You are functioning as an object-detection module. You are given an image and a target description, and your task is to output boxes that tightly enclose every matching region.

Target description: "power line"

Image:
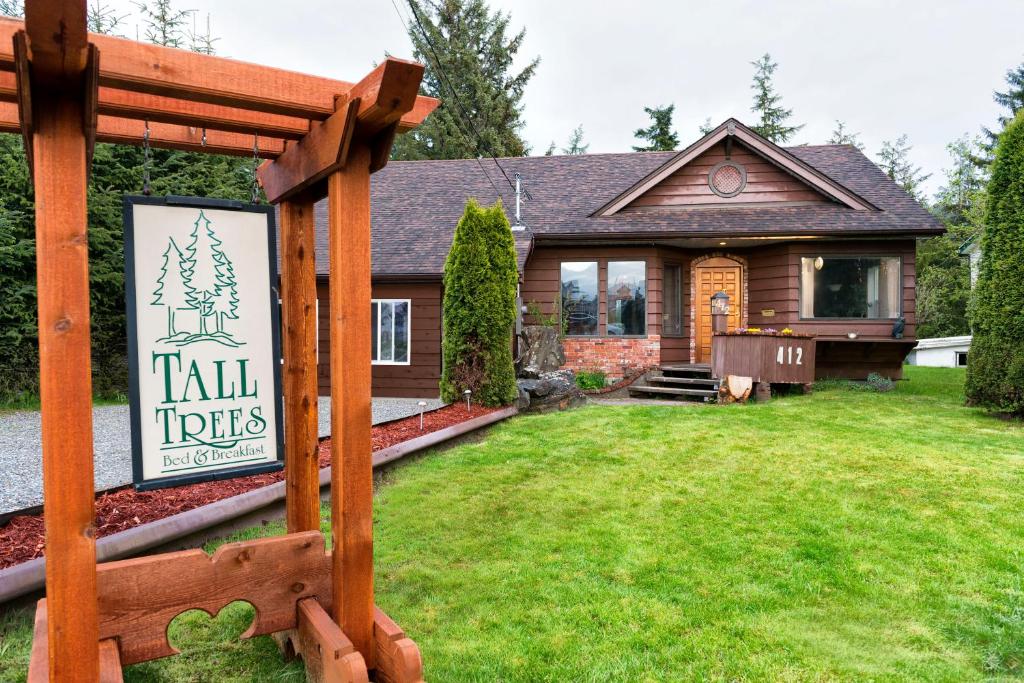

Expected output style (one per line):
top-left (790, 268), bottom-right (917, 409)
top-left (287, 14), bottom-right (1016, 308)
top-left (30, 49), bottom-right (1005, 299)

top-left (389, 0), bottom-right (503, 201)
top-left (396, 0), bottom-right (532, 202)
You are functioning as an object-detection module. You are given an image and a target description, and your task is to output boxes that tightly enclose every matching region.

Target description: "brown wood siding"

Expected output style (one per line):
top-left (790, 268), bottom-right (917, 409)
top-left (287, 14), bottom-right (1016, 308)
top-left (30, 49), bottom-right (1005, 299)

top-left (521, 246), bottom-right (663, 337)
top-left (630, 141), bottom-right (832, 208)
top-left (745, 239), bottom-right (917, 340)
top-left (316, 281), bottom-right (442, 398)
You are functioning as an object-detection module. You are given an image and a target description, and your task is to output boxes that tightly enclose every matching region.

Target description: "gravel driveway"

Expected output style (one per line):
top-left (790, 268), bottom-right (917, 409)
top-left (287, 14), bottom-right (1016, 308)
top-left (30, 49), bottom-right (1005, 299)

top-left (0, 396), bottom-right (444, 514)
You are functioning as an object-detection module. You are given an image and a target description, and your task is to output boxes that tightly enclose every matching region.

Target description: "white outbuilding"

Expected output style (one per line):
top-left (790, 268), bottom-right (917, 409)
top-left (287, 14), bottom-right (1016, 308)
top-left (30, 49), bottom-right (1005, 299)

top-left (906, 336), bottom-right (972, 368)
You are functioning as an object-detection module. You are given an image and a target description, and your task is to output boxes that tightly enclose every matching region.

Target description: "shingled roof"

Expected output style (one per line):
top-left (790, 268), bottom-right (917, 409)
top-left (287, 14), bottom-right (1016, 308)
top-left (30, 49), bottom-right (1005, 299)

top-left (310, 138), bottom-right (943, 279)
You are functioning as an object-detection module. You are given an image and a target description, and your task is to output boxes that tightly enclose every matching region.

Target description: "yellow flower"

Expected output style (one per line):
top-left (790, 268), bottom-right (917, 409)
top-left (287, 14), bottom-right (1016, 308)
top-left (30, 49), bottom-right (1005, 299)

top-left (747, 327), bottom-right (762, 334)
top-left (781, 328), bottom-right (793, 335)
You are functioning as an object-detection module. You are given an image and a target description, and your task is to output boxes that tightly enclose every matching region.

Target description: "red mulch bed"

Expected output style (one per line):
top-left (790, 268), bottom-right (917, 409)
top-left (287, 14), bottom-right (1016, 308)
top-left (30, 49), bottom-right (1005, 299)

top-left (0, 402), bottom-right (499, 570)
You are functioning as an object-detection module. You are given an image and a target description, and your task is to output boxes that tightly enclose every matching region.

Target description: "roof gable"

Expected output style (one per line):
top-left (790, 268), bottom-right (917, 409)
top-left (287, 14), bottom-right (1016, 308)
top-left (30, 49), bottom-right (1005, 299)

top-left (594, 119), bottom-right (877, 216)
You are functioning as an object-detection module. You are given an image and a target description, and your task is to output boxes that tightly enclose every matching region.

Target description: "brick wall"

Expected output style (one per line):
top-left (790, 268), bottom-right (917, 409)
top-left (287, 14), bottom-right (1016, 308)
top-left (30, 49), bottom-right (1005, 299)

top-left (561, 335), bottom-right (661, 380)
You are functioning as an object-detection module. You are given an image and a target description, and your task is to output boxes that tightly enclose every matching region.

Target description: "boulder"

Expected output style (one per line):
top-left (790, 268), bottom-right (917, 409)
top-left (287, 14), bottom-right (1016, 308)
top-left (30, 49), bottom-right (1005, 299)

top-left (516, 325), bottom-right (566, 379)
top-left (517, 370), bottom-right (585, 412)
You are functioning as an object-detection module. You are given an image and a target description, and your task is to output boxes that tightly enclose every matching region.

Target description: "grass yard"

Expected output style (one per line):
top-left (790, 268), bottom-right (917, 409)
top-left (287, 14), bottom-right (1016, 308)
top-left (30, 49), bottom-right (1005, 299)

top-left (2, 367), bottom-right (1023, 681)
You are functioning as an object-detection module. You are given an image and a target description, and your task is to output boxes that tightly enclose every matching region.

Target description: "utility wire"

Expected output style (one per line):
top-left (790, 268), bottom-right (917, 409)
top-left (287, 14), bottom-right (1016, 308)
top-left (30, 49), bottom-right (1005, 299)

top-left (390, 0), bottom-right (503, 200)
top-left (396, 0), bottom-right (533, 202)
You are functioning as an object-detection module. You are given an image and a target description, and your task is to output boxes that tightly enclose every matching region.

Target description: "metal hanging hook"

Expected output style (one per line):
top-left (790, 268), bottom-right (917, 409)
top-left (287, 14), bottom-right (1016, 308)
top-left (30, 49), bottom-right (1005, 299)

top-left (201, 127), bottom-right (207, 147)
top-left (250, 133), bottom-right (260, 204)
top-left (142, 120), bottom-right (152, 196)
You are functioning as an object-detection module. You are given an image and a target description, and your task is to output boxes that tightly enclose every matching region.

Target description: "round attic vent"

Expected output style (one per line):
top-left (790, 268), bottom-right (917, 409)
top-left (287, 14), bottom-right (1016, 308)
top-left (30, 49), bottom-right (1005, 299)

top-left (708, 161), bottom-right (746, 198)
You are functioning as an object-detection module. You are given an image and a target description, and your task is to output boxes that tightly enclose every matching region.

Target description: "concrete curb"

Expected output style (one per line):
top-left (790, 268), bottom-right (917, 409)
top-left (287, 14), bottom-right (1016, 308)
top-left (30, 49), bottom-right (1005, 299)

top-left (0, 405), bottom-right (517, 605)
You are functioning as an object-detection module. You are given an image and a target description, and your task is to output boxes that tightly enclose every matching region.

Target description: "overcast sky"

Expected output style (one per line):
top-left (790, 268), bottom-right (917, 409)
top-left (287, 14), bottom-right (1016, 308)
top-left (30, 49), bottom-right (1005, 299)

top-left (106, 0), bottom-right (1024, 197)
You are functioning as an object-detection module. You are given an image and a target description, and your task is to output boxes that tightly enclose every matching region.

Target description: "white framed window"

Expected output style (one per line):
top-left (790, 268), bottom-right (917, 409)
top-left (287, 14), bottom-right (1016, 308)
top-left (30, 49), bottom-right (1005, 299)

top-left (372, 299), bottom-right (411, 365)
top-left (956, 351), bottom-right (968, 367)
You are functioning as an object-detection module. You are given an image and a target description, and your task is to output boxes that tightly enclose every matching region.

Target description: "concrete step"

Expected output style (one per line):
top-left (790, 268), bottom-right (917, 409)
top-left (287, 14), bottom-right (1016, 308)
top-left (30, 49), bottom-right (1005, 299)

top-left (628, 385), bottom-right (718, 399)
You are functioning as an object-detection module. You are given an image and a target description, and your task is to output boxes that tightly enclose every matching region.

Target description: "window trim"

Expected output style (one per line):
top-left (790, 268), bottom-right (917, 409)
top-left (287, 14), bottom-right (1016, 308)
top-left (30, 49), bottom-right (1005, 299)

top-left (662, 261), bottom-right (684, 338)
top-left (560, 260), bottom-right (601, 337)
top-left (371, 298), bottom-right (412, 366)
top-left (606, 259), bottom-right (648, 337)
top-left (798, 255), bottom-right (904, 321)
top-left (956, 351), bottom-right (968, 367)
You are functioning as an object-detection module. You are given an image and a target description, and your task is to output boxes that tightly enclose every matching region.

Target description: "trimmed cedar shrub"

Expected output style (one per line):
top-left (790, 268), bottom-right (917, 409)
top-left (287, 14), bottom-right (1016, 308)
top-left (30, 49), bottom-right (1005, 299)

top-left (440, 199), bottom-right (519, 406)
top-left (966, 111), bottom-right (1024, 416)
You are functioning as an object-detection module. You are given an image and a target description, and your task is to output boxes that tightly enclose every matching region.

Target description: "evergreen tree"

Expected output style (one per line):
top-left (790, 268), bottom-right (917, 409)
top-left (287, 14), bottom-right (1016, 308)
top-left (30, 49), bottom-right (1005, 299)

top-left (392, 0), bottom-right (539, 160)
top-left (543, 141), bottom-right (556, 156)
top-left (980, 60), bottom-right (1024, 163)
top-left (915, 135), bottom-right (987, 338)
top-left (134, 0), bottom-right (192, 48)
top-left (749, 53), bottom-right (803, 143)
top-left (698, 117), bottom-right (714, 136)
top-left (965, 111), bottom-right (1024, 415)
top-left (933, 135), bottom-right (987, 226)
top-left (562, 124), bottom-right (588, 155)
top-left (151, 237), bottom-right (193, 337)
top-left (440, 199), bottom-right (518, 406)
top-left (828, 120), bottom-right (864, 150)
top-left (632, 104), bottom-right (679, 152)
top-left (88, 1), bottom-right (127, 35)
top-left (876, 134), bottom-right (931, 201)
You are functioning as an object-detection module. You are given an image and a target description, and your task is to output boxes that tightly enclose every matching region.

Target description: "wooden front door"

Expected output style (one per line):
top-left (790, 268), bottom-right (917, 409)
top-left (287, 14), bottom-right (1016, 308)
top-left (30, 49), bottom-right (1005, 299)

top-left (695, 257), bottom-right (743, 364)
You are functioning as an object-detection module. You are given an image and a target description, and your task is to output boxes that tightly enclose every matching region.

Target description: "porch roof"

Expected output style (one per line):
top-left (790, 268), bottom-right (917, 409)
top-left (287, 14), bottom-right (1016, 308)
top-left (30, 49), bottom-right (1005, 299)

top-left (309, 140), bottom-right (944, 278)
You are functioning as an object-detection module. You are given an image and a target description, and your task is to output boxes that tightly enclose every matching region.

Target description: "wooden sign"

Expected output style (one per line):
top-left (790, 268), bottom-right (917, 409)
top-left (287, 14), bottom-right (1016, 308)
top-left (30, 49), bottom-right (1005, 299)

top-left (761, 308), bottom-right (775, 317)
top-left (711, 333), bottom-right (816, 385)
top-left (124, 196), bottom-right (284, 490)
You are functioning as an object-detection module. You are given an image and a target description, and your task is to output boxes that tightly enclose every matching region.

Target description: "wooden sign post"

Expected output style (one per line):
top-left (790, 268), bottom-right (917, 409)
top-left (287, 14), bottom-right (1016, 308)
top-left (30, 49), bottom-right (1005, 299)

top-left (7, 3), bottom-right (438, 681)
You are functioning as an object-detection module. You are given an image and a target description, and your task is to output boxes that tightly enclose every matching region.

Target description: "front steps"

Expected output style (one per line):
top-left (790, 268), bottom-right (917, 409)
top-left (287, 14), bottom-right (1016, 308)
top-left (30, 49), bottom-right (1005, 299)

top-left (628, 364), bottom-right (719, 402)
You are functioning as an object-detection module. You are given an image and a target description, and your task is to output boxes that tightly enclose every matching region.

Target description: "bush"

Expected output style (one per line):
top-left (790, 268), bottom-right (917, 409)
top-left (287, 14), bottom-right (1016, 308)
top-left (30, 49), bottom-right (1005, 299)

top-left (966, 112), bottom-right (1024, 416)
top-left (865, 372), bottom-right (895, 393)
top-left (575, 370), bottom-right (607, 391)
top-left (439, 199), bottom-right (519, 406)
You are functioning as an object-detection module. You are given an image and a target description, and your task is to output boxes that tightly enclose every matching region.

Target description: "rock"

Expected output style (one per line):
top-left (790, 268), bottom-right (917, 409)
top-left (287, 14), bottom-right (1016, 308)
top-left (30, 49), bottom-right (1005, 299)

top-left (516, 370), bottom-right (585, 412)
top-left (516, 386), bottom-right (531, 410)
top-left (516, 325), bottom-right (566, 379)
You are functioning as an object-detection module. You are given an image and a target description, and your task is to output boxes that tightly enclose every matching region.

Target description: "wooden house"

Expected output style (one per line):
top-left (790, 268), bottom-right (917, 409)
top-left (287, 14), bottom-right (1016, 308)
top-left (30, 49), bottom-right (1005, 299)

top-left (310, 119), bottom-right (944, 397)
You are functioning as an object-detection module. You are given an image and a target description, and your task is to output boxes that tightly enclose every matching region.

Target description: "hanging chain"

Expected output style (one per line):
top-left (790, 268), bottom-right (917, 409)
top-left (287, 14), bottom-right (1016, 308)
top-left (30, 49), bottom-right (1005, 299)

top-left (201, 127), bottom-right (207, 148)
top-left (142, 121), bottom-right (152, 196)
top-left (250, 134), bottom-right (260, 204)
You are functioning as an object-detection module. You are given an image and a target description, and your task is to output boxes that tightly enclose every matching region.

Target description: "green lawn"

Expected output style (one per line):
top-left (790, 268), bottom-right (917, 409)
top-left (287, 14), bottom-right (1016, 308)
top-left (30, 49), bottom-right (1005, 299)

top-left (3, 367), bottom-right (1023, 681)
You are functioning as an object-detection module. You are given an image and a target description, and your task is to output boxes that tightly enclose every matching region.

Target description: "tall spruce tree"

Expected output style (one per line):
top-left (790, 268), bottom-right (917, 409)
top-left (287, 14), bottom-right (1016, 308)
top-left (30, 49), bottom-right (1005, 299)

top-left (876, 135), bottom-right (931, 201)
top-left (632, 105), bottom-right (679, 152)
top-left (440, 200), bottom-right (518, 406)
top-left (979, 60), bottom-right (1024, 164)
top-left (966, 111), bottom-right (1024, 415)
top-left (562, 125), bottom-right (589, 155)
top-left (828, 120), bottom-right (864, 150)
top-left (915, 135), bottom-right (987, 338)
top-left (392, 0), bottom-right (539, 160)
top-left (749, 53), bottom-right (803, 143)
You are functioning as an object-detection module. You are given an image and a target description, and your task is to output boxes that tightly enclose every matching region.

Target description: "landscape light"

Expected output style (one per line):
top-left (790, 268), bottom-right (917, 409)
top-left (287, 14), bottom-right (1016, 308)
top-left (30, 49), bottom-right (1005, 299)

top-left (464, 389), bottom-right (472, 411)
top-left (417, 400), bottom-right (427, 430)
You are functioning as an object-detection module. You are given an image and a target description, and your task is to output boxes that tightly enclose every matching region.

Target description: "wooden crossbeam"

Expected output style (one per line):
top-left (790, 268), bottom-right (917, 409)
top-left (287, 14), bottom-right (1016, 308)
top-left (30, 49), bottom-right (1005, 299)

top-left (0, 17), bottom-right (436, 129)
top-left (0, 71), bottom-right (311, 139)
top-left (259, 59), bottom-right (424, 202)
top-left (0, 102), bottom-right (287, 157)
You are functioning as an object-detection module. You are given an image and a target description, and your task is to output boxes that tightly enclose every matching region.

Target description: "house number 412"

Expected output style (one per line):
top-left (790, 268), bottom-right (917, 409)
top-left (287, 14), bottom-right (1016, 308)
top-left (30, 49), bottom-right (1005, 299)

top-left (777, 345), bottom-right (803, 365)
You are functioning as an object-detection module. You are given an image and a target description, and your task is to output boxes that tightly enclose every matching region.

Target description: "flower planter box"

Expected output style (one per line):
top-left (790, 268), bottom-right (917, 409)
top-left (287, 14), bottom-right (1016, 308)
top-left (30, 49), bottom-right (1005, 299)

top-left (711, 333), bottom-right (816, 384)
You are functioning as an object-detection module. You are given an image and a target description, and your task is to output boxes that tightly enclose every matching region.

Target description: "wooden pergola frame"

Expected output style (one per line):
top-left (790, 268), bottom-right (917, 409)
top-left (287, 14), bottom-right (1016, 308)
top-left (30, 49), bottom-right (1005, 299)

top-left (6, 4), bottom-right (438, 681)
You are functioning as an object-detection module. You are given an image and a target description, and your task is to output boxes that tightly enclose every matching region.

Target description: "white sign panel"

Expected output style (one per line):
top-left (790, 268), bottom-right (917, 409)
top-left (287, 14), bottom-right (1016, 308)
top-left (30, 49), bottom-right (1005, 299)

top-left (125, 197), bottom-right (283, 489)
